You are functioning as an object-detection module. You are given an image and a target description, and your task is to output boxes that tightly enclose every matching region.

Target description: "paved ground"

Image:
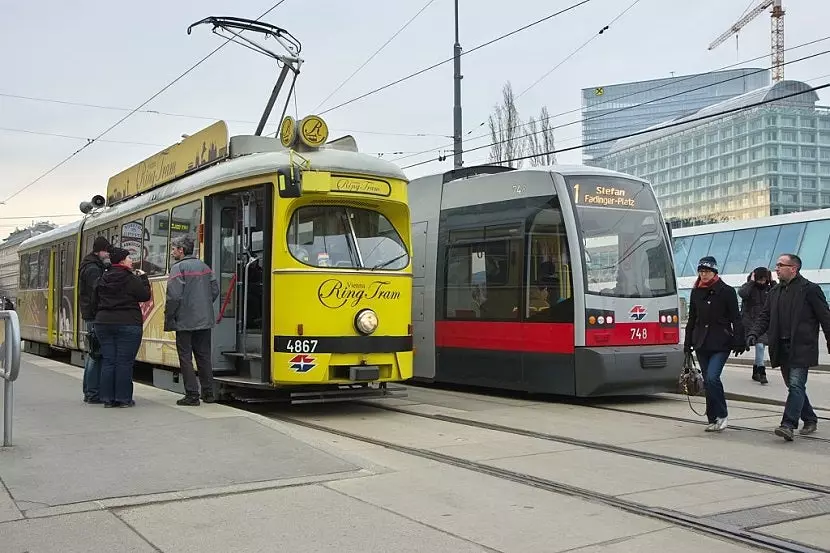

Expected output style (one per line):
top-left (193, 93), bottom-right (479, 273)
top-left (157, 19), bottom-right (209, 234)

top-left (2, 353), bottom-right (829, 552)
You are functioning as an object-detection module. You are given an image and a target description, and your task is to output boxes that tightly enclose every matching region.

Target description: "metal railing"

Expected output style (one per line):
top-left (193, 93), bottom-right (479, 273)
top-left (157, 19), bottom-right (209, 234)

top-left (0, 310), bottom-right (21, 446)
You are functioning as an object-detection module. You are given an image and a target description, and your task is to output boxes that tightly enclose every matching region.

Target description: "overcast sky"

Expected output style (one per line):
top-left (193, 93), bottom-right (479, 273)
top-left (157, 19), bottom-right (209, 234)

top-left (1, 0), bottom-right (827, 233)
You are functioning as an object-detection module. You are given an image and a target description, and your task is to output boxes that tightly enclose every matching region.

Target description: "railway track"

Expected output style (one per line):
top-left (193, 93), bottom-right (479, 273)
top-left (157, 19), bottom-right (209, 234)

top-left (268, 407), bottom-right (829, 553)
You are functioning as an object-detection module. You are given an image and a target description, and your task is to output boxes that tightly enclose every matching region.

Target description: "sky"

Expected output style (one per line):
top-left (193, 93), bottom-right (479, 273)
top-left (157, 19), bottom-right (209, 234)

top-left (1, 0), bottom-right (828, 235)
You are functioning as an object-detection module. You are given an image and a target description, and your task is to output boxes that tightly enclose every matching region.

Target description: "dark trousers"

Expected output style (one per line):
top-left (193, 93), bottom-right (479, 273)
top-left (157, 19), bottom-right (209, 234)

top-left (96, 324), bottom-right (142, 404)
top-left (696, 350), bottom-right (729, 423)
top-left (176, 329), bottom-right (214, 398)
top-left (82, 320), bottom-right (101, 400)
top-left (779, 342), bottom-right (818, 429)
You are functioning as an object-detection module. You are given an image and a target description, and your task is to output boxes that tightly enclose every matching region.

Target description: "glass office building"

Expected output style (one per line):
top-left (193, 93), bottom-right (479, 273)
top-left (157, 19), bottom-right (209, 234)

top-left (582, 68), bottom-right (770, 163)
top-left (595, 80), bottom-right (830, 227)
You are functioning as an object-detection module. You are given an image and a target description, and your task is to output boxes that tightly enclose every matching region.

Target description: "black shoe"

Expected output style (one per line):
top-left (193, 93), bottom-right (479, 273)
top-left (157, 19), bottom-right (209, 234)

top-left (117, 400), bottom-right (136, 408)
top-left (177, 396), bottom-right (200, 406)
top-left (775, 426), bottom-right (794, 441)
top-left (751, 366), bottom-right (761, 382)
top-left (800, 423), bottom-right (818, 435)
top-left (103, 401), bottom-right (118, 408)
top-left (758, 369), bottom-right (768, 385)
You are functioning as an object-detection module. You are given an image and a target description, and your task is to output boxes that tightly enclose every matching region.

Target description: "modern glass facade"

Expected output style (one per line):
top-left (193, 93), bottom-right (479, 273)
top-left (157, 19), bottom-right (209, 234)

top-left (582, 68), bottom-right (770, 162)
top-left (595, 80), bottom-right (830, 227)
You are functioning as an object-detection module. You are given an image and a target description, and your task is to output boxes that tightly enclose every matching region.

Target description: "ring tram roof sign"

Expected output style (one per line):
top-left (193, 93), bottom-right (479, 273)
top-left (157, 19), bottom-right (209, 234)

top-left (105, 114), bottom-right (332, 207)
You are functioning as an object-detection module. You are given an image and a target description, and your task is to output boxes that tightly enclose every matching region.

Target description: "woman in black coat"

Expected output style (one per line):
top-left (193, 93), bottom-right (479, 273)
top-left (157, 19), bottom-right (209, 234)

top-left (92, 247), bottom-right (151, 408)
top-left (739, 266), bottom-right (774, 384)
top-left (684, 256), bottom-right (747, 432)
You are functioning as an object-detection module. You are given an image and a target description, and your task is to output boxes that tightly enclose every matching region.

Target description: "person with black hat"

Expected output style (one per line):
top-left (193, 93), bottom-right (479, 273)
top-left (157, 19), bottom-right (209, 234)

top-left (684, 256), bottom-right (747, 432)
top-left (92, 247), bottom-right (151, 408)
top-left (79, 236), bottom-right (111, 403)
top-left (739, 266), bottom-right (775, 384)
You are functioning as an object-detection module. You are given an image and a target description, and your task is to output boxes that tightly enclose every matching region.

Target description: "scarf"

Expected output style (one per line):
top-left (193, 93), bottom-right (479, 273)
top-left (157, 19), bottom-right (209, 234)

top-left (694, 274), bottom-right (720, 289)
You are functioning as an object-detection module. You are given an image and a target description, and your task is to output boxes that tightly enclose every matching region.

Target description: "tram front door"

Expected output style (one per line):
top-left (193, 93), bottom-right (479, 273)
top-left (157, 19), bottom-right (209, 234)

top-left (207, 186), bottom-right (270, 382)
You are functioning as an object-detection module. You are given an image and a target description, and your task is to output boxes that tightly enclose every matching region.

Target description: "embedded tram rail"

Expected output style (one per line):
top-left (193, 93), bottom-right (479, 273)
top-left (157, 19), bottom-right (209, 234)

top-left (266, 404), bottom-right (830, 553)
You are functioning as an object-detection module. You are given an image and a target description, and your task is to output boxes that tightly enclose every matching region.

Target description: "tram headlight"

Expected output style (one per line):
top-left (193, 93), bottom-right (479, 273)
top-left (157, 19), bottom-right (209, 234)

top-left (354, 309), bottom-right (379, 335)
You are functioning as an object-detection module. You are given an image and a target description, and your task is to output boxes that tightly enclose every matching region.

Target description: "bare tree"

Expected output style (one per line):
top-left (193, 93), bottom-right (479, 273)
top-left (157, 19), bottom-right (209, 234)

top-left (488, 82), bottom-right (524, 167)
top-left (524, 107), bottom-right (558, 166)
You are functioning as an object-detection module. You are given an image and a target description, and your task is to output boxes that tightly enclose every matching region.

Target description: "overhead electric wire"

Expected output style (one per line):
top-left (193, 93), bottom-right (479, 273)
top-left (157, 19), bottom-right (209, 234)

top-left (0, 0), bottom-right (290, 205)
top-left (311, 0), bottom-right (438, 113)
top-left (403, 81), bottom-right (830, 169)
top-left (393, 35), bottom-right (830, 164)
top-left (0, 127), bottom-right (166, 147)
top-left (316, 0), bottom-right (595, 115)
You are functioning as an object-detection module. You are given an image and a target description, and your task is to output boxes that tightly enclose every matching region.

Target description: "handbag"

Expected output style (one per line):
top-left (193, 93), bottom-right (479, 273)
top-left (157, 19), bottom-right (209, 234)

top-left (678, 351), bottom-right (706, 416)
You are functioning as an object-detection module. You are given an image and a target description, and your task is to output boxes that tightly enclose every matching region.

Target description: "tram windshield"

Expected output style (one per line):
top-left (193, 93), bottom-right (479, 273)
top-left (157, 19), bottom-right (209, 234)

top-left (287, 205), bottom-right (409, 270)
top-left (564, 176), bottom-right (676, 298)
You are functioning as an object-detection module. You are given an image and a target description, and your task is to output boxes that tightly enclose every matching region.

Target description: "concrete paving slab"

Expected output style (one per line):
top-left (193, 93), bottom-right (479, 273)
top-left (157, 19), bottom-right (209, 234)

top-left (723, 365), bottom-right (830, 413)
top-left (619, 478), bottom-right (817, 516)
top-left (756, 513), bottom-right (830, 550)
top-left (397, 384), bottom-right (544, 409)
top-left (287, 405), bottom-right (520, 450)
top-left (594, 395), bottom-right (782, 421)
top-left (566, 527), bottom-right (758, 552)
top-left (631, 436), bottom-right (830, 487)
top-left (0, 414), bottom-right (356, 507)
top-left (327, 463), bottom-right (669, 553)
top-left (0, 479), bottom-right (23, 522)
top-left (118, 484), bottom-right (490, 553)
top-left (0, 510), bottom-right (156, 552)
top-left (430, 436), bottom-right (580, 461)
top-left (457, 404), bottom-right (704, 445)
top-left (485, 448), bottom-right (728, 496)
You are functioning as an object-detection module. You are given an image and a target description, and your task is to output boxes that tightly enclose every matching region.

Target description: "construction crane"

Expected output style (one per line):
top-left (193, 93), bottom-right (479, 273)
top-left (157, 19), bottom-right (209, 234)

top-left (708, 0), bottom-right (785, 82)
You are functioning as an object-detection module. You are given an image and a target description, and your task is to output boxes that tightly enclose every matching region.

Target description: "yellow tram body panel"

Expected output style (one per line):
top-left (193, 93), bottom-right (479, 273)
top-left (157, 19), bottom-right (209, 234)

top-left (270, 173), bottom-right (413, 386)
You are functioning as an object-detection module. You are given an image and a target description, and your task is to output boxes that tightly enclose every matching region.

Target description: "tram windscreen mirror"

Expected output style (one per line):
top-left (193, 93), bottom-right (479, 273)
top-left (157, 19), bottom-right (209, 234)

top-left (277, 170), bottom-right (301, 198)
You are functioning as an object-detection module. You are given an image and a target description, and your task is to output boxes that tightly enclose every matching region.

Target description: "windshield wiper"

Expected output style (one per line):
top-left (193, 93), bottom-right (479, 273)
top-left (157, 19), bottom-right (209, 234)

top-left (370, 253), bottom-right (408, 271)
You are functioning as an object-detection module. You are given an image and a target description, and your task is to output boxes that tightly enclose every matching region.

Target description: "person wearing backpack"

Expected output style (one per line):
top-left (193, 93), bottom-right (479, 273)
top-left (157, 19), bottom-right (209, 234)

top-left (684, 256), bottom-right (747, 432)
top-left (739, 267), bottom-right (774, 384)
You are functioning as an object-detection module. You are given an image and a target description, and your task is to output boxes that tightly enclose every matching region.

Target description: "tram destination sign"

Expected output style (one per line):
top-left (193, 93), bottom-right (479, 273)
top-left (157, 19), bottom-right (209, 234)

top-left (566, 177), bottom-right (648, 209)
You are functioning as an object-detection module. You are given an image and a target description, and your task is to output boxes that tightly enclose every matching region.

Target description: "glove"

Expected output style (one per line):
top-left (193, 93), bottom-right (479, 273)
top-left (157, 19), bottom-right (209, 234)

top-left (746, 335), bottom-right (757, 347)
top-left (732, 346), bottom-right (747, 357)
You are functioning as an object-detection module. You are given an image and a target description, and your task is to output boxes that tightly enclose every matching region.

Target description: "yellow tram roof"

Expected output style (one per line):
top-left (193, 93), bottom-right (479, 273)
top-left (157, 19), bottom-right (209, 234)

top-left (19, 121), bottom-right (408, 253)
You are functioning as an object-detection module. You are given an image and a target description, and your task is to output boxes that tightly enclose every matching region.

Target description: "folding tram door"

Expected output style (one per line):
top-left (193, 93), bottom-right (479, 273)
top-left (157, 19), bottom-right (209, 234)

top-left (205, 185), bottom-right (272, 390)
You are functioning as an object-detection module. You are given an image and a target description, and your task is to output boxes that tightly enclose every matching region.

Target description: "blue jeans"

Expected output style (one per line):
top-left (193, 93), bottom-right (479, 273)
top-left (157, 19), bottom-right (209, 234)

top-left (780, 365), bottom-right (818, 429)
top-left (82, 320), bottom-right (101, 401)
top-left (754, 343), bottom-right (766, 366)
top-left (696, 350), bottom-right (729, 423)
top-left (95, 324), bottom-right (142, 404)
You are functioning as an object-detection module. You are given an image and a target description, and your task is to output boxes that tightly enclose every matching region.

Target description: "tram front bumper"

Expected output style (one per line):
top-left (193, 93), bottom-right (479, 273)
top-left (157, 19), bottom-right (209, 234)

top-left (574, 345), bottom-right (683, 397)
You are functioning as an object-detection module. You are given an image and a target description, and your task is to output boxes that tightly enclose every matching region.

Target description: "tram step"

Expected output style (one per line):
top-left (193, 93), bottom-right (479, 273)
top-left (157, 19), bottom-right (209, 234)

top-left (214, 375), bottom-right (272, 389)
top-left (221, 351), bottom-right (263, 359)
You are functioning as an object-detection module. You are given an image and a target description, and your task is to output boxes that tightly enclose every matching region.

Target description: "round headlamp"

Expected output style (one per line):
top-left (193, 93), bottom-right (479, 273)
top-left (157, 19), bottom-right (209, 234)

top-left (354, 309), bottom-right (379, 335)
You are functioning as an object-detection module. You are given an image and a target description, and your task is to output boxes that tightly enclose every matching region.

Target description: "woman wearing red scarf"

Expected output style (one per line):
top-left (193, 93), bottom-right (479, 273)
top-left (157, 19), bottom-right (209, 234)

top-left (684, 256), bottom-right (748, 432)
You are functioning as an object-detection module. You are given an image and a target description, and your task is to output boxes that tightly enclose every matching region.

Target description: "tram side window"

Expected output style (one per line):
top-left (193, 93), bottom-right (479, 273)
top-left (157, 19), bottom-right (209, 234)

top-left (142, 210), bottom-right (169, 276)
top-left (64, 240), bottom-right (76, 287)
top-left (28, 253), bottom-right (38, 289)
top-left (121, 220), bottom-right (144, 268)
top-left (444, 224), bottom-right (522, 321)
top-left (19, 254), bottom-right (29, 290)
top-left (525, 207), bottom-right (574, 323)
top-left (170, 201), bottom-right (202, 259)
top-left (37, 248), bottom-right (49, 289)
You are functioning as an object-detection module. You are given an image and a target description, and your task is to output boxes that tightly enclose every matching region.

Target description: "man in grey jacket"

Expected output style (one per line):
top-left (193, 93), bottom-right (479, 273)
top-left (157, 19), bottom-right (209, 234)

top-left (165, 235), bottom-right (220, 406)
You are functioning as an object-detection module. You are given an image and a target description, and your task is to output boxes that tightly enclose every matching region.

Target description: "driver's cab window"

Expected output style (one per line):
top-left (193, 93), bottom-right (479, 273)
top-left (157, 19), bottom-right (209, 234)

top-left (526, 206), bottom-right (574, 323)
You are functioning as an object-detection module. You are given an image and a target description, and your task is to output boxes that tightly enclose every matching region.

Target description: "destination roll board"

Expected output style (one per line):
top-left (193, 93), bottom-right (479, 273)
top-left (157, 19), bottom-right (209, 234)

top-left (563, 176), bottom-right (653, 210)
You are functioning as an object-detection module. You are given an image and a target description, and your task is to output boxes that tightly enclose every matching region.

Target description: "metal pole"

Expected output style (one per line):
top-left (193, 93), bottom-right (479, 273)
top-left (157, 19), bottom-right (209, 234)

top-left (3, 380), bottom-right (11, 447)
top-left (453, 0), bottom-right (463, 168)
top-left (255, 63), bottom-right (292, 136)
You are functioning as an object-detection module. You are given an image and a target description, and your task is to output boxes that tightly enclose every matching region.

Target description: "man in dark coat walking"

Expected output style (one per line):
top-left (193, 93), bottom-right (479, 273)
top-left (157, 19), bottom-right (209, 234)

top-left (747, 253), bottom-right (830, 441)
top-left (79, 236), bottom-right (111, 403)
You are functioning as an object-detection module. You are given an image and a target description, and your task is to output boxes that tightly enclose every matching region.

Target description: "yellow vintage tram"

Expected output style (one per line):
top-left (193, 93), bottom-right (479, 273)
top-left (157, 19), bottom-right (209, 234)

top-left (17, 116), bottom-right (413, 402)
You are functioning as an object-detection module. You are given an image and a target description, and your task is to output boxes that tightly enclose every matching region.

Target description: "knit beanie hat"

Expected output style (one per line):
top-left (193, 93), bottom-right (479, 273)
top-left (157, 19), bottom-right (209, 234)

top-left (697, 256), bottom-right (718, 274)
top-left (92, 236), bottom-right (110, 253)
